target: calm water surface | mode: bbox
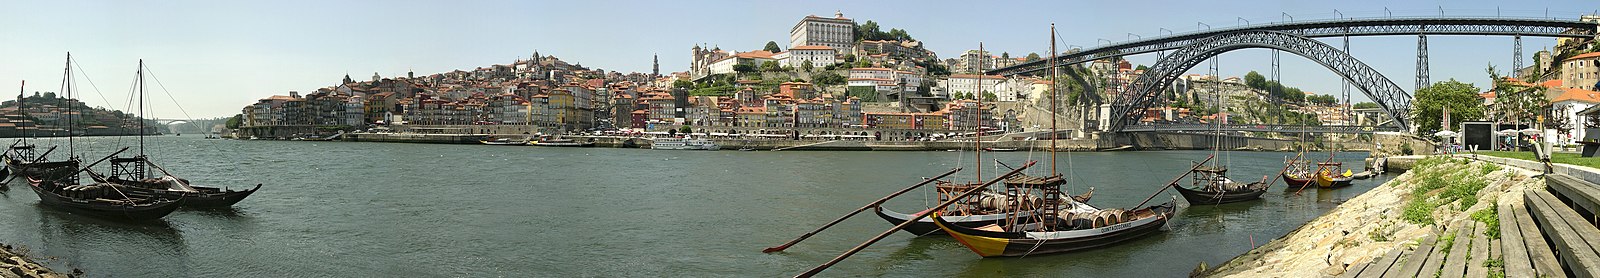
[0,136,1391,277]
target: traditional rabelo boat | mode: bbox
[1313,161,1354,188]
[932,27,1197,259]
[1174,164,1268,205]
[4,79,79,182]
[932,173,1179,257]
[84,60,261,208]
[27,147,183,221]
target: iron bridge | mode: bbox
[1120,124,1400,134]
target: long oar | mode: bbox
[1133,154,1214,209]
[762,167,962,253]
[796,161,1037,278]
[1260,161,1294,190]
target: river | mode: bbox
[0,135,1390,277]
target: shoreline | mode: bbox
[1202,155,1537,277]
[0,244,74,278]
[230,132,1374,152]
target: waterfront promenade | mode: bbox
[1206,154,1600,277]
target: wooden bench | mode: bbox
[1526,188,1600,277]
[1501,201,1565,277]
[1340,248,1403,278]
[1438,222,1478,277]
[1547,174,1600,225]
[1388,235,1437,278]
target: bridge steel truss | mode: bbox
[1120,124,1400,134]
[992,17,1598,76]
[1106,30,1415,132]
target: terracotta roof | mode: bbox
[1565,52,1600,61]
[735,51,775,59]
[1553,88,1600,104]
[1543,79,1563,88]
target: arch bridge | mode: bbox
[988,17,1600,133]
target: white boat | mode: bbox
[531,137,594,147]
[480,137,531,145]
[652,138,720,150]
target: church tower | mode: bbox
[652,54,660,78]
[343,73,353,84]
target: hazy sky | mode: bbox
[3,0,1597,118]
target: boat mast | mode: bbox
[62,52,73,159]
[16,80,23,146]
[1049,24,1058,176]
[975,42,984,183]
[138,59,147,178]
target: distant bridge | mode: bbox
[1121,124,1400,134]
[988,16,1600,133]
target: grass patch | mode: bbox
[1483,258,1505,278]
[1438,231,1458,254]
[1479,151,1600,169]
[1403,197,1436,225]
[1471,207,1501,239]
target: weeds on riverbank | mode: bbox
[1402,157,1497,225]
[1471,206,1500,239]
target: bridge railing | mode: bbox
[1120,124,1400,133]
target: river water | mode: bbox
[0,135,1390,277]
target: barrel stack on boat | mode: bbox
[26,147,184,221]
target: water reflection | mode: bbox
[34,203,189,277]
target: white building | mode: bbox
[708,51,776,75]
[1550,88,1600,145]
[848,68,921,93]
[942,74,1004,100]
[789,12,855,54]
[774,45,838,68]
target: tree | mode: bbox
[983,92,998,102]
[1134,65,1149,71]
[1353,102,1380,109]
[1025,53,1042,62]
[763,41,782,53]
[1412,79,1485,136]
[812,72,846,86]
[672,79,694,89]
[855,59,870,68]
[1244,71,1267,90]
[679,125,693,135]
[760,61,781,72]
[801,60,814,72]
[858,21,881,41]
[733,64,756,74]
[1001,52,1010,60]
[225,114,243,129]
[1487,63,1547,123]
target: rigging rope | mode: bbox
[141,65,206,133]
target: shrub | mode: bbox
[1471,207,1500,239]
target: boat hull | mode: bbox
[935,202,1175,257]
[104,180,261,208]
[6,158,79,181]
[1280,172,1314,190]
[27,180,182,221]
[875,206,1035,236]
[1315,174,1354,188]
[1174,184,1266,205]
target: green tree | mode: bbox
[1001,52,1010,60]
[763,41,782,53]
[800,60,814,72]
[672,79,694,89]
[983,92,998,102]
[1353,102,1380,109]
[1412,79,1485,136]
[733,64,756,74]
[811,72,846,86]
[225,114,243,129]
[1025,53,1042,62]
[760,61,781,72]
[855,59,870,68]
[858,21,881,41]
[1244,71,1267,90]
[679,125,693,134]
[1135,65,1149,71]
[1487,64,1547,123]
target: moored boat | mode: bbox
[531,137,595,147]
[1314,162,1354,188]
[480,137,531,145]
[934,200,1176,257]
[1174,165,1267,205]
[652,138,719,150]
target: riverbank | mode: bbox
[1203,156,1537,277]
[265,131,1375,152]
[0,244,73,278]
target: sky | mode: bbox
[3,0,1598,119]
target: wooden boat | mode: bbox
[1174,165,1267,205]
[934,200,1175,257]
[27,177,183,221]
[652,138,719,150]
[1314,162,1354,188]
[84,60,262,208]
[876,187,1093,236]
[480,137,531,145]
[89,157,261,208]
[4,146,79,182]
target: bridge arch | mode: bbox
[1108,30,1411,132]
